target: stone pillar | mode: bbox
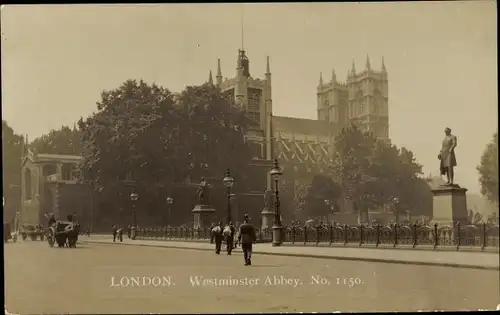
[56,164,63,181]
[431,185,468,226]
[261,207,275,230]
[192,204,216,229]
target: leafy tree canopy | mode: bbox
[477,131,499,204]
[30,125,83,155]
[78,79,253,203]
[330,124,431,215]
[2,120,23,187]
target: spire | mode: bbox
[208,70,213,85]
[216,58,222,85]
[381,56,387,72]
[351,60,356,76]
[319,72,323,86]
[266,56,270,74]
[365,55,371,70]
[331,68,336,83]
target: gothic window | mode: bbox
[24,169,32,201]
[247,88,262,112]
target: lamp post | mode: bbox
[130,191,139,227]
[166,196,173,226]
[222,169,234,224]
[269,159,284,246]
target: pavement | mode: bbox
[4,240,500,313]
[82,235,500,270]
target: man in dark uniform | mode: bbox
[238,214,256,266]
[47,213,56,227]
[225,222,236,255]
[112,224,118,242]
[213,221,223,254]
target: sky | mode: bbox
[1,2,497,194]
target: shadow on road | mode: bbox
[249,264,287,268]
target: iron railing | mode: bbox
[131,223,499,251]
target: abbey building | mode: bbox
[208,49,389,179]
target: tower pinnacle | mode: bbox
[365,55,371,70]
[351,60,356,76]
[208,70,213,85]
[319,72,323,86]
[381,56,387,72]
[331,68,336,83]
[216,58,222,85]
[266,56,270,74]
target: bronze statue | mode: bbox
[438,127,458,185]
[197,177,210,205]
[264,189,274,210]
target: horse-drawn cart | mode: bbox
[47,221,80,248]
[19,225,45,241]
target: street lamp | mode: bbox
[130,191,139,226]
[166,196,174,226]
[269,159,283,246]
[222,169,234,224]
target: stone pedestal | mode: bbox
[261,207,275,230]
[272,224,283,246]
[192,204,216,229]
[431,185,468,226]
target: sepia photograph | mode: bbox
[2,2,499,313]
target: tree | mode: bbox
[30,125,83,155]
[2,120,23,220]
[330,125,379,213]
[477,132,498,204]
[293,183,310,220]
[303,175,342,219]
[78,80,253,210]
[330,125,431,221]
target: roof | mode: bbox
[273,116,340,137]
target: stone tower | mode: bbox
[215,49,274,161]
[346,56,389,139]
[317,56,389,139]
[316,68,350,130]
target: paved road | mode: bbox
[4,241,499,313]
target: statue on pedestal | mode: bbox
[196,177,210,205]
[438,127,458,186]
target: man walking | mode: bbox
[238,214,256,266]
[225,222,236,255]
[212,221,223,254]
